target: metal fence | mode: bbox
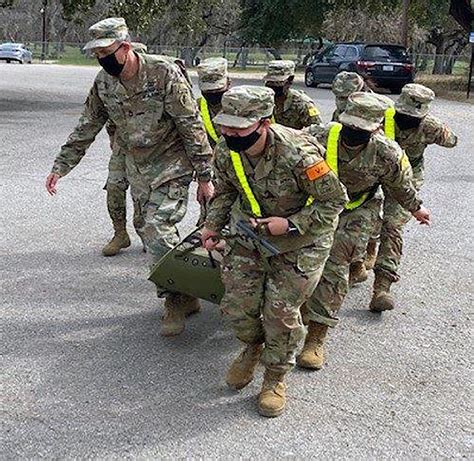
[4,41,471,76]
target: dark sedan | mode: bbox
[305,42,415,93]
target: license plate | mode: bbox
[383,65,394,71]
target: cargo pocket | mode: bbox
[166,182,189,225]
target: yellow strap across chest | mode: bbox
[200,97,219,143]
[384,106,396,141]
[229,150,263,217]
[326,123,369,211]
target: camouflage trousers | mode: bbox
[306,197,382,326]
[125,153,192,272]
[220,242,330,372]
[105,146,141,234]
[374,165,424,282]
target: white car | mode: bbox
[0,43,33,64]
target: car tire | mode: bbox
[305,70,318,88]
[6,59,11,63]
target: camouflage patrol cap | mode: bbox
[213,85,274,128]
[197,58,229,91]
[332,71,365,97]
[395,83,435,117]
[339,92,389,131]
[371,93,395,108]
[131,42,148,53]
[83,17,130,51]
[263,60,295,85]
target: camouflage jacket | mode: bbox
[395,114,457,168]
[273,88,322,129]
[305,122,422,213]
[52,53,212,185]
[205,124,348,252]
[197,96,222,149]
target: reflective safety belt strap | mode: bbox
[326,123,342,175]
[200,98,219,143]
[384,106,396,141]
[345,192,369,210]
[326,123,369,211]
[270,114,275,124]
[229,150,262,217]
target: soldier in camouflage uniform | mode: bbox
[45,18,214,336]
[369,84,457,312]
[196,57,230,148]
[298,92,431,370]
[331,71,366,122]
[263,60,322,129]
[103,42,149,257]
[201,86,347,417]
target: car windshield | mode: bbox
[363,45,410,62]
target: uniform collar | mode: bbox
[240,129,275,180]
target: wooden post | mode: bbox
[401,0,410,47]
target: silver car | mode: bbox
[0,43,33,64]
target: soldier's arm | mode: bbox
[380,140,422,213]
[424,115,458,148]
[299,94,322,127]
[302,122,331,145]
[51,82,108,177]
[204,143,239,233]
[164,64,213,181]
[288,140,348,234]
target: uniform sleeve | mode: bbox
[51,82,108,176]
[380,140,422,213]
[164,64,213,181]
[424,115,457,148]
[287,139,348,234]
[204,142,239,232]
[298,93,322,127]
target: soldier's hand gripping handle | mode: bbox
[236,220,280,257]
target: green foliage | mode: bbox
[239,0,332,46]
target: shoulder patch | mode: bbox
[400,151,411,170]
[305,160,330,181]
[308,106,320,117]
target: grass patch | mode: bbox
[415,74,473,102]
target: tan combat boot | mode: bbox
[226,344,263,390]
[349,260,368,286]
[160,293,201,337]
[102,222,131,257]
[364,239,378,271]
[369,273,395,312]
[258,369,287,418]
[297,321,329,370]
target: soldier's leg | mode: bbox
[103,147,131,256]
[220,245,266,390]
[299,200,380,369]
[371,167,424,312]
[349,190,383,284]
[258,246,326,417]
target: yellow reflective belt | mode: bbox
[200,98,219,143]
[229,151,262,217]
[326,123,368,211]
[270,114,275,124]
[384,106,396,141]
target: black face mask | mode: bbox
[340,125,372,147]
[223,125,262,152]
[98,45,125,77]
[394,112,422,131]
[266,85,285,97]
[203,91,225,106]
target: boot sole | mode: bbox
[226,377,253,391]
[102,242,131,257]
[258,405,285,418]
[296,360,323,370]
[369,304,394,313]
[160,327,185,337]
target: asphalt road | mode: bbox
[1,63,473,459]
